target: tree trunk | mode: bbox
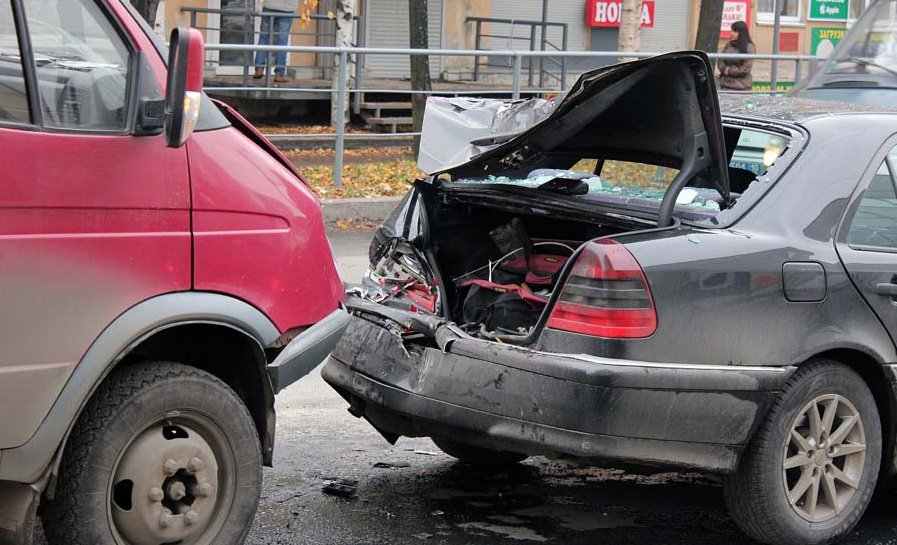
[617,0,643,61]
[694,0,726,53]
[129,0,162,27]
[409,0,431,155]
[330,0,356,127]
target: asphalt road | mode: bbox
[33,228,897,545]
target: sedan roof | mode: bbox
[719,93,897,124]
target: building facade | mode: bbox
[157,0,869,82]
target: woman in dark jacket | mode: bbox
[718,21,756,91]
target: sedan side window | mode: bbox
[0,0,29,123]
[21,0,130,131]
[847,152,897,251]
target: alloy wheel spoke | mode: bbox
[830,465,859,489]
[829,414,860,446]
[784,453,813,470]
[789,468,815,505]
[821,471,840,514]
[791,428,811,452]
[809,403,824,441]
[833,443,866,457]
[821,397,838,437]
[806,472,822,518]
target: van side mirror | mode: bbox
[165,27,204,148]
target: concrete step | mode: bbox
[359,112,413,133]
[359,101,412,110]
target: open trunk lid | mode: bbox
[419,51,731,218]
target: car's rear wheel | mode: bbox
[724,360,881,545]
[432,437,528,466]
[42,362,262,545]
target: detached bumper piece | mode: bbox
[324,312,794,473]
[268,307,350,393]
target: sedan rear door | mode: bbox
[837,142,897,343]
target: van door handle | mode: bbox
[875,282,897,296]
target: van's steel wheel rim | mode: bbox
[782,394,867,523]
[107,413,236,545]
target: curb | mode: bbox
[321,197,402,224]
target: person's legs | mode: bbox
[254,9,272,70]
[272,14,293,76]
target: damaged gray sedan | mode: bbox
[323,51,897,545]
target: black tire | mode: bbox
[432,437,528,466]
[724,360,881,545]
[43,362,262,545]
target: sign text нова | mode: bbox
[586,1,655,28]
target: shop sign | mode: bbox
[751,81,796,93]
[586,1,655,28]
[809,0,849,21]
[721,0,751,37]
[810,27,847,55]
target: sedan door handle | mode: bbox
[875,282,897,296]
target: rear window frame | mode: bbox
[442,116,807,230]
[690,116,808,229]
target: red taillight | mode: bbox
[546,239,657,338]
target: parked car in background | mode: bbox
[790,0,897,105]
[0,1,348,544]
[324,51,897,545]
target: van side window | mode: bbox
[0,1,29,124]
[847,149,897,251]
[22,0,130,131]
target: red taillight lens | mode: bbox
[546,239,657,338]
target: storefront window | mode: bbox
[758,0,801,22]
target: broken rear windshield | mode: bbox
[447,122,801,227]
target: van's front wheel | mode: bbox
[724,361,881,545]
[43,362,262,545]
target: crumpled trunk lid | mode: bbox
[419,51,730,202]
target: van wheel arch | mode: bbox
[45,321,276,501]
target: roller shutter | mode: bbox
[364,0,443,78]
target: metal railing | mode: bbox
[201,44,822,188]
[181,6,365,92]
[467,16,568,89]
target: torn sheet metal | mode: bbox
[417,96,558,174]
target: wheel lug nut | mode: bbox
[197,482,215,498]
[163,458,179,476]
[187,457,204,473]
[159,511,175,528]
[184,510,200,526]
[148,487,164,502]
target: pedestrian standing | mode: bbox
[253,0,299,83]
[717,21,756,91]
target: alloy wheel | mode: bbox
[782,394,867,522]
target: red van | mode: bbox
[0,1,347,544]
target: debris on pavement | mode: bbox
[413,450,442,457]
[322,478,359,499]
[372,461,411,469]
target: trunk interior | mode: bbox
[363,184,638,342]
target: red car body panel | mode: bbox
[189,127,344,331]
[0,128,191,447]
[0,0,343,451]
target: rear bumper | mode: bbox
[267,307,350,393]
[323,313,794,473]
